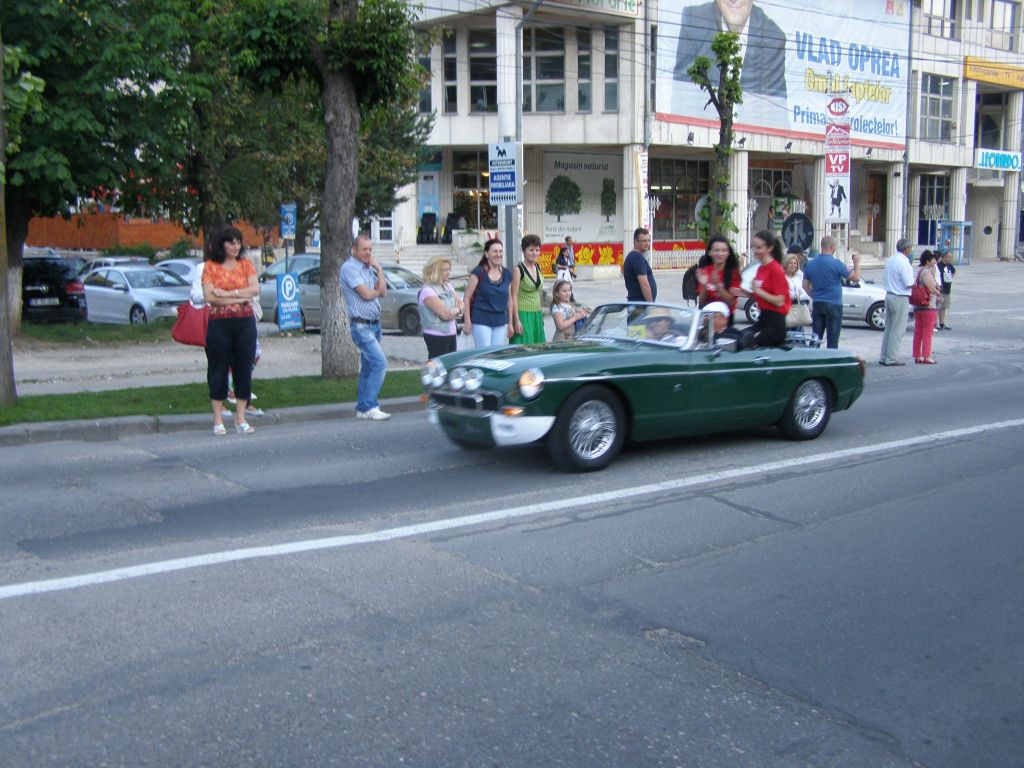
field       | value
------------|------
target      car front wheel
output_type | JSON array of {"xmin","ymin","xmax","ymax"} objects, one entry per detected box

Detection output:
[
  {"xmin": 780, "ymin": 378, "xmax": 831, "ymax": 440},
  {"xmin": 547, "ymin": 385, "xmax": 626, "ymax": 472},
  {"xmin": 129, "ymin": 305, "xmax": 147, "ymax": 325},
  {"xmin": 744, "ymin": 298, "xmax": 760, "ymax": 324},
  {"xmin": 399, "ymin": 306, "xmax": 421, "ymax": 336},
  {"xmin": 867, "ymin": 301, "xmax": 886, "ymax": 331}
]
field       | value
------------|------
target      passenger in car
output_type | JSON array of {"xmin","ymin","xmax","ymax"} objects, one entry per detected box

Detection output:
[{"xmin": 702, "ymin": 301, "xmax": 744, "ymax": 346}]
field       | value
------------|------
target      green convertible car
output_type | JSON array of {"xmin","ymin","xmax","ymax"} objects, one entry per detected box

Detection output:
[{"xmin": 421, "ymin": 303, "xmax": 866, "ymax": 472}]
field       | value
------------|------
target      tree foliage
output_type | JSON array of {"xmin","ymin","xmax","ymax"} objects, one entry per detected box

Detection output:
[
  {"xmin": 600, "ymin": 178, "xmax": 616, "ymax": 222},
  {"xmin": 688, "ymin": 32, "xmax": 743, "ymax": 242},
  {"xmin": 545, "ymin": 175, "xmax": 582, "ymax": 222}
]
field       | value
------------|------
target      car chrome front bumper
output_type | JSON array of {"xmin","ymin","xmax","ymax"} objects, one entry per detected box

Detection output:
[{"xmin": 428, "ymin": 404, "xmax": 555, "ymax": 447}]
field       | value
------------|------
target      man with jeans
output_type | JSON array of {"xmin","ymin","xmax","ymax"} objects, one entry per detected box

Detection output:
[
  {"xmin": 341, "ymin": 233, "xmax": 391, "ymax": 420},
  {"xmin": 878, "ymin": 237, "xmax": 915, "ymax": 366},
  {"xmin": 802, "ymin": 235, "xmax": 860, "ymax": 348}
]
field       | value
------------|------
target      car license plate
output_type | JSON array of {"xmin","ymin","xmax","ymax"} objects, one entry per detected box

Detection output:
[{"xmin": 29, "ymin": 298, "xmax": 60, "ymax": 306}]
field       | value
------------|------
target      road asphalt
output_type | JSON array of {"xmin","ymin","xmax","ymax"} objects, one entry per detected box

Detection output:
[{"xmin": 5, "ymin": 262, "xmax": 1021, "ymax": 447}]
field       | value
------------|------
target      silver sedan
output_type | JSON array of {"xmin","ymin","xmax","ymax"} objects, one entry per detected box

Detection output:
[{"xmin": 83, "ymin": 267, "xmax": 191, "ymax": 325}]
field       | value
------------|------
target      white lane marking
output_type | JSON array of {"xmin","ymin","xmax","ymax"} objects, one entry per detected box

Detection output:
[{"xmin": 2, "ymin": 417, "xmax": 1023, "ymax": 601}]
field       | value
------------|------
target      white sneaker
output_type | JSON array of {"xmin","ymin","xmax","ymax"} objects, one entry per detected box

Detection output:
[{"xmin": 356, "ymin": 407, "xmax": 391, "ymax": 421}]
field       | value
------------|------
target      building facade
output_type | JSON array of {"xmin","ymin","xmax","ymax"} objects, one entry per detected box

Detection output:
[{"xmin": 394, "ymin": 0, "xmax": 1023, "ymax": 267}]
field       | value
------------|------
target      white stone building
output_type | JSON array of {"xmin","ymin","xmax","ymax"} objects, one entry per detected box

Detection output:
[{"xmin": 381, "ymin": 0, "xmax": 1024, "ymax": 271}]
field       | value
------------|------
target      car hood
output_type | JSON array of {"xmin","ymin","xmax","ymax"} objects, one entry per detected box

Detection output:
[{"xmin": 441, "ymin": 338, "xmax": 676, "ymax": 378}]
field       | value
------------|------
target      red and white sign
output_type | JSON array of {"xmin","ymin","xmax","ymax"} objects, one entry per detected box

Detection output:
[
  {"xmin": 824, "ymin": 123, "xmax": 851, "ymax": 146},
  {"xmin": 827, "ymin": 97, "xmax": 850, "ymax": 117},
  {"xmin": 825, "ymin": 152, "xmax": 849, "ymax": 174}
]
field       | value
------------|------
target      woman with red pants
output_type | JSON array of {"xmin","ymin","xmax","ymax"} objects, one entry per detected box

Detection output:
[
  {"xmin": 732, "ymin": 230, "xmax": 790, "ymax": 347},
  {"xmin": 913, "ymin": 250, "xmax": 942, "ymax": 364}
]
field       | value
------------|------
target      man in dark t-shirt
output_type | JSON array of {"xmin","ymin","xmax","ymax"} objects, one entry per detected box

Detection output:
[
  {"xmin": 623, "ymin": 227, "xmax": 656, "ymax": 302},
  {"xmin": 937, "ymin": 250, "xmax": 956, "ymax": 330}
]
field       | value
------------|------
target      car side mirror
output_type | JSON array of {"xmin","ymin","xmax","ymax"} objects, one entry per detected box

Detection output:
[{"xmin": 114, "ymin": 284, "xmax": 128, "ymax": 292}]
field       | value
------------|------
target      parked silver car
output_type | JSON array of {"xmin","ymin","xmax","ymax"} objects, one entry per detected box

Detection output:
[
  {"xmin": 740, "ymin": 263, "xmax": 890, "ymax": 330},
  {"xmin": 259, "ymin": 263, "xmax": 428, "ymax": 334},
  {"xmin": 83, "ymin": 266, "xmax": 191, "ymax": 324},
  {"xmin": 156, "ymin": 258, "xmax": 203, "ymax": 284}
]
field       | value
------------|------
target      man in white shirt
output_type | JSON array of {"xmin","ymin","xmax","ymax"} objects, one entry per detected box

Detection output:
[{"xmin": 879, "ymin": 238, "xmax": 915, "ymax": 366}]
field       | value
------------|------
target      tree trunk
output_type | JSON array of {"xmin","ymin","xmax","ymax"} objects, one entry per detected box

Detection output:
[
  {"xmin": 4, "ymin": 196, "xmax": 30, "ymax": 335},
  {"xmin": 0, "ymin": 35, "xmax": 17, "ymax": 406},
  {"xmin": 319, "ymin": 64, "xmax": 360, "ymax": 378}
]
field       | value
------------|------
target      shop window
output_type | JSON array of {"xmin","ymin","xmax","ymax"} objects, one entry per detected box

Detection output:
[
  {"xmin": 469, "ymin": 30, "xmax": 498, "ymax": 113},
  {"xmin": 523, "ymin": 28, "xmax": 565, "ymax": 113},
  {"xmin": 452, "ymin": 150, "xmax": 498, "ymax": 230},
  {"xmin": 649, "ymin": 158, "xmax": 710, "ymax": 240},
  {"xmin": 918, "ymin": 175, "xmax": 949, "ymax": 244},
  {"xmin": 920, "ymin": 73, "xmax": 955, "ymax": 142}
]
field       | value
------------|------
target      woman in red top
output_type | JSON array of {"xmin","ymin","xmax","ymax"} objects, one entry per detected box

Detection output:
[
  {"xmin": 202, "ymin": 226, "xmax": 259, "ymax": 435},
  {"xmin": 732, "ymin": 230, "xmax": 790, "ymax": 347},
  {"xmin": 695, "ymin": 235, "xmax": 741, "ymax": 322}
]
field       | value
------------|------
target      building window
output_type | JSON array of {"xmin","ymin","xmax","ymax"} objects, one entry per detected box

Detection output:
[
  {"xmin": 452, "ymin": 150, "xmax": 498, "ymax": 230},
  {"xmin": 918, "ymin": 174, "xmax": 949, "ymax": 244},
  {"xmin": 650, "ymin": 25, "xmax": 658, "ymax": 111},
  {"xmin": 523, "ymin": 28, "xmax": 565, "ymax": 113},
  {"xmin": 603, "ymin": 26, "xmax": 619, "ymax": 112},
  {"xmin": 443, "ymin": 34, "xmax": 457, "ymax": 114},
  {"xmin": 578, "ymin": 30, "xmax": 592, "ymax": 112},
  {"xmin": 469, "ymin": 30, "xmax": 498, "ymax": 113},
  {"xmin": 649, "ymin": 158, "xmax": 710, "ymax": 240},
  {"xmin": 418, "ymin": 54, "xmax": 432, "ymax": 114},
  {"xmin": 922, "ymin": 0, "xmax": 957, "ymax": 38},
  {"xmin": 988, "ymin": 0, "xmax": 1018, "ymax": 51},
  {"xmin": 920, "ymin": 73, "xmax": 955, "ymax": 142}
]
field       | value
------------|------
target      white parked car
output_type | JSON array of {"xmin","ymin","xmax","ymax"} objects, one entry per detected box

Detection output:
[{"xmin": 83, "ymin": 266, "xmax": 191, "ymax": 324}]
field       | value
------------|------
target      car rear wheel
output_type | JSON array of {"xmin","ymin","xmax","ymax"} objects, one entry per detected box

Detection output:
[
  {"xmin": 744, "ymin": 298, "xmax": 760, "ymax": 324},
  {"xmin": 399, "ymin": 306, "xmax": 421, "ymax": 336},
  {"xmin": 867, "ymin": 301, "xmax": 886, "ymax": 331},
  {"xmin": 129, "ymin": 305, "xmax": 147, "ymax": 325},
  {"xmin": 780, "ymin": 378, "xmax": 831, "ymax": 440},
  {"xmin": 547, "ymin": 385, "xmax": 626, "ymax": 472}
]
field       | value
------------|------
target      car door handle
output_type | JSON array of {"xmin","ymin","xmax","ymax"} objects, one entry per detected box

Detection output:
[{"xmin": 754, "ymin": 356, "xmax": 771, "ymax": 364}]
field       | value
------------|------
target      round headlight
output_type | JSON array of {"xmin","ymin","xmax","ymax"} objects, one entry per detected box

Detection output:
[
  {"xmin": 449, "ymin": 367, "xmax": 467, "ymax": 390},
  {"xmin": 518, "ymin": 368, "xmax": 545, "ymax": 400},
  {"xmin": 420, "ymin": 359, "xmax": 447, "ymax": 389},
  {"xmin": 464, "ymin": 368, "xmax": 484, "ymax": 392}
]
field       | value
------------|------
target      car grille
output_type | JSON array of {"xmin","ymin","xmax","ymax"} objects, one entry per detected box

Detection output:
[{"xmin": 431, "ymin": 390, "xmax": 502, "ymax": 413}]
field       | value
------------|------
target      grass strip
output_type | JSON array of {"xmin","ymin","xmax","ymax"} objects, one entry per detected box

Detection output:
[{"xmin": 0, "ymin": 370, "xmax": 423, "ymax": 427}]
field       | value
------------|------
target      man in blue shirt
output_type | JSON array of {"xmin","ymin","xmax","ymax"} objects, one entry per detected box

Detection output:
[
  {"xmin": 623, "ymin": 228, "xmax": 656, "ymax": 302},
  {"xmin": 341, "ymin": 234, "xmax": 391, "ymax": 421},
  {"xmin": 802, "ymin": 234, "xmax": 860, "ymax": 348}
]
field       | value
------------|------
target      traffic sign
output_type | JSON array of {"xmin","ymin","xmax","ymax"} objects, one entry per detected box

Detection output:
[
  {"xmin": 488, "ymin": 142, "xmax": 521, "ymax": 206},
  {"xmin": 782, "ymin": 213, "xmax": 814, "ymax": 253},
  {"xmin": 280, "ymin": 203, "xmax": 297, "ymax": 239},
  {"xmin": 276, "ymin": 273, "xmax": 303, "ymax": 330}
]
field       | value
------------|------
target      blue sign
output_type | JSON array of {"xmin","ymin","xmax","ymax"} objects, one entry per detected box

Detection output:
[
  {"xmin": 276, "ymin": 273, "xmax": 303, "ymax": 330},
  {"xmin": 280, "ymin": 203, "xmax": 297, "ymax": 239},
  {"xmin": 488, "ymin": 142, "xmax": 519, "ymax": 205},
  {"xmin": 782, "ymin": 213, "xmax": 814, "ymax": 253}
]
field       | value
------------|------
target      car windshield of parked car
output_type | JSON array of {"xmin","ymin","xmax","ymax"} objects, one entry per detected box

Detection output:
[
  {"xmin": 263, "ymin": 256, "xmax": 319, "ymax": 278},
  {"xmin": 124, "ymin": 269, "xmax": 189, "ymax": 289},
  {"xmin": 384, "ymin": 266, "xmax": 423, "ymax": 289},
  {"xmin": 577, "ymin": 303, "xmax": 694, "ymax": 347}
]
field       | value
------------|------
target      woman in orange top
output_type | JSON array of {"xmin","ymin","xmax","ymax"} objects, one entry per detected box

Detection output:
[
  {"xmin": 202, "ymin": 226, "xmax": 259, "ymax": 435},
  {"xmin": 696, "ymin": 235, "xmax": 741, "ymax": 322}
]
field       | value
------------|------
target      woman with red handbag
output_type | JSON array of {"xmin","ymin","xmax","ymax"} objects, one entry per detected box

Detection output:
[{"xmin": 912, "ymin": 250, "xmax": 942, "ymax": 364}]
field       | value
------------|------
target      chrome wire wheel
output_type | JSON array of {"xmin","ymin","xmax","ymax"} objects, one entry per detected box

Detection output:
[
  {"xmin": 568, "ymin": 399, "xmax": 617, "ymax": 460},
  {"xmin": 791, "ymin": 379, "xmax": 828, "ymax": 434}
]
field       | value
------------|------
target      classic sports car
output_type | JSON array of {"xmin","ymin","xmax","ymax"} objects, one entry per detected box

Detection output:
[{"xmin": 422, "ymin": 303, "xmax": 866, "ymax": 472}]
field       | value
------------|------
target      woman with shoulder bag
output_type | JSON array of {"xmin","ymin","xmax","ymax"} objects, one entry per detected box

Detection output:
[
  {"xmin": 783, "ymin": 249, "xmax": 812, "ymax": 330},
  {"xmin": 419, "ymin": 255, "xmax": 463, "ymax": 359},
  {"xmin": 912, "ymin": 250, "xmax": 942, "ymax": 364}
]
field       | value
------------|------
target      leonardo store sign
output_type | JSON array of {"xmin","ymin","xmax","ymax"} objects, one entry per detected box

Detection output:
[{"xmin": 975, "ymin": 149, "xmax": 1022, "ymax": 173}]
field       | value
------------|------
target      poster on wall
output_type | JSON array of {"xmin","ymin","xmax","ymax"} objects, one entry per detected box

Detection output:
[
  {"xmin": 542, "ymin": 152, "xmax": 623, "ymax": 243},
  {"xmin": 655, "ymin": 0, "xmax": 909, "ymax": 146}
]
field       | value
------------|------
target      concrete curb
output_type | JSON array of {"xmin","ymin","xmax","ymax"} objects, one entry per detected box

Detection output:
[{"xmin": 0, "ymin": 395, "xmax": 425, "ymax": 447}]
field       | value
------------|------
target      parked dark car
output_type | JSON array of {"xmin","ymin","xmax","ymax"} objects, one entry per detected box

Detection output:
[{"xmin": 22, "ymin": 256, "xmax": 88, "ymax": 323}]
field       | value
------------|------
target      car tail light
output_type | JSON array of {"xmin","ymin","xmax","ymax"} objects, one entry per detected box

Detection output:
[{"xmin": 65, "ymin": 280, "xmax": 85, "ymax": 295}]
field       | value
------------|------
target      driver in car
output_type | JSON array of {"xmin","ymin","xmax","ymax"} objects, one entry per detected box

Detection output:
[
  {"xmin": 702, "ymin": 301, "xmax": 744, "ymax": 346},
  {"xmin": 641, "ymin": 307, "xmax": 681, "ymax": 342}
]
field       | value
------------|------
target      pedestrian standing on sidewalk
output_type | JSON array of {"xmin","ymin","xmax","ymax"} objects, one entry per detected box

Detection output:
[
  {"xmin": 879, "ymin": 237, "xmax": 915, "ymax": 366},
  {"xmin": 623, "ymin": 227, "xmax": 656, "ymax": 302},
  {"xmin": 341, "ymin": 233, "xmax": 391, "ymax": 421},
  {"xmin": 912, "ymin": 250, "xmax": 942, "ymax": 364},
  {"xmin": 418, "ymin": 255, "xmax": 462, "ymax": 359},
  {"xmin": 463, "ymin": 238, "xmax": 513, "ymax": 348},
  {"xmin": 510, "ymin": 233, "xmax": 546, "ymax": 344},
  {"xmin": 802, "ymin": 235, "xmax": 860, "ymax": 348},
  {"xmin": 937, "ymin": 250, "xmax": 956, "ymax": 330}
]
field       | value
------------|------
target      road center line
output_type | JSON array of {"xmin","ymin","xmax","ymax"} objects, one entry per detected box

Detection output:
[{"xmin": 3, "ymin": 417, "xmax": 1023, "ymax": 601}]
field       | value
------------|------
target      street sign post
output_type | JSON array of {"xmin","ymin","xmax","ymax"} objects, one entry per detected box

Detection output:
[
  {"xmin": 275, "ymin": 273, "xmax": 303, "ymax": 331},
  {"xmin": 824, "ymin": 98, "xmax": 851, "ymax": 225},
  {"xmin": 280, "ymin": 203, "xmax": 297, "ymax": 239}
]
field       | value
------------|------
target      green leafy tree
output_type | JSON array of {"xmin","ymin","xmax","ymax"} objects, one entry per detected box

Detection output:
[
  {"xmin": 233, "ymin": 0, "xmax": 429, "ymax": 378},
  {"xmin": 545, "ymin": 175, "xmax": 582, "ymax": 222},
  {"xmin": 600, "ymin": 178, "xmax": 616, "ymax": 222},
  {"xmin": 688, "ymin": 32, "xmax": 743, "ymax": 241}
]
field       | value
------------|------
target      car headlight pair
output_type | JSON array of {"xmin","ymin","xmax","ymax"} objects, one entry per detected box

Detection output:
[
  {"xmin": 448, "ymin": 367, "xmax": 483, "ymax": 392},
  {"xmin": 421, "ymin": 359, "xmax": 447, "ymax": 389}
]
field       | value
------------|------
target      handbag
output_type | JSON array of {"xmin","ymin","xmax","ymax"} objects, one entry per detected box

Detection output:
[
  {"xmin": 171, "ymin": 302, "xmax": 209, "ymax": 347},
  {"xmin": 785, "ymin": 301, "xmax": 812, "ymax": 328},
  {"xmin": 910, "ymin": 283, "xmax": 930, "ymax": 307}
]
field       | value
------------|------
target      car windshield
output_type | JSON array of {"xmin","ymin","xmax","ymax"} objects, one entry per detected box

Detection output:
[
  {"xmin": 265, "ymin": 256, "xmax": 318, "ymax": 276},
  {"xmin": 577, "ymin": 303, "xmax": 695, "ymax": 347},
  {"xmin": 384, "ymin": 266, "xmax": 423, "ymax": 289},
  {"xmin": 124, "ymin": 269, "xmax": 189, "ymax": 288}
]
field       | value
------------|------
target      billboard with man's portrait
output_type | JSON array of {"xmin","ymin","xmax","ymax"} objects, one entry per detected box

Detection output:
[{"xmin": 656, "ymin": 0, "xmax": 910, "ymax": 146}]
